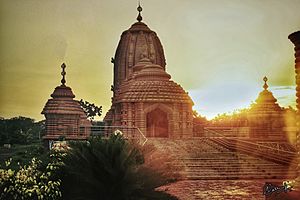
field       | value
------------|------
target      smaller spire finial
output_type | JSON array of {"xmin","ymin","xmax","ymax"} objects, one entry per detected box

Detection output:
[
  {"xmin": 61, "ymin": 63, "xmax": 66, "ymax": 85},
  {"xmin": 263, "ymin": 76, "xmax": 268, "ymax": 90},
  {"xmin": 137, "ymin": 1, "xmax": 143, "ymax": 22}
]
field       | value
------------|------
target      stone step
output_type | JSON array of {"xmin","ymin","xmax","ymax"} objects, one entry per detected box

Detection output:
[
  {"xmin": 147, "ymin": 138, "xmax": 295, "ymax": 181},
  {"xmin": 174, "ymin": 165, "xmax": 288, "ymax": 171},
  {"xmin": 175, "ymin": 163, "xmax": 283, "ymax": 167},
  {"xmin": 182, "ymin": 170, "xmax": 296, "ymax": 175},
  {"xmin": 183, "ymin": 174, "xmax": 296, "ymax": 180}
]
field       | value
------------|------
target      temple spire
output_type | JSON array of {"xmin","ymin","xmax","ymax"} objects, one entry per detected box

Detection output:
[
  {"xmin": 137, "ymin": 1, "xmax": 143, "ymax": 22},
  {"xmin": 263, "ymin": 76, "xmax": 268, "ymax": 90},
  {"xmin": 61, "ymin": 63, "xmax": 66, "ymax": 86}
]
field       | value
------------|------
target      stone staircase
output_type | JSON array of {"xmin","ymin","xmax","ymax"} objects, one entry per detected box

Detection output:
[{"xmin": 147, "ymin": 138, "xmax": 297, "ymax": 180}]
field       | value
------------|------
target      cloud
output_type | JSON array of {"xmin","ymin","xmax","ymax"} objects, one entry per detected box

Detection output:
[
  {"xmin": 271, "ymin": 86, "xmax": 295, "ymax": 90},
  {"xmin": 269, "ymin": 86, "xmax": 296, "ymax": 108}
]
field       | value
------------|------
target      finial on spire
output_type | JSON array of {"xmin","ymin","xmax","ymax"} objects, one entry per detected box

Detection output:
[
  {"xmin": 137, "ymin": 1, "xmax": 143, "ymax": 22},
  {"xmin": 61, "ymin": 63, "xmax": 66, "ymax": 85},
  {"xmin": 263, "ymin": 76, "xmax": 268, "ymax": 90}
]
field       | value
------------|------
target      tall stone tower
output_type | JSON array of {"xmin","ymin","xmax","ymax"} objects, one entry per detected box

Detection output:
[
  {"xmin": 288, "ymin": 31, "xmax": 300, "ymax": 183},
  {"xmin": 104, "ymin": 5, "xmax": 194, "ymax": 138}
]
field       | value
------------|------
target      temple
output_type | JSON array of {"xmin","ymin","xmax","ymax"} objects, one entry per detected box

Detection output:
[
  {"xmin": 104, "ymin": 5, "xmax": 194, "ymax": 138},
  {"xmin": 42, "ymin": 63, "xmax": 91, "ymax": 144},
  {"xmin": 205, "ymin": 76, "xmax": 297, "ymax": 142},
  {"xmin": 248, "ymin": 76, "xmax": 285, "ymax": 139}
]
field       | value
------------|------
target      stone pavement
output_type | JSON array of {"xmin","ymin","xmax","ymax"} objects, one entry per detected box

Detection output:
[{"xmin": 158, "ymin": 180, "xmax": 268, "ymax": 200}]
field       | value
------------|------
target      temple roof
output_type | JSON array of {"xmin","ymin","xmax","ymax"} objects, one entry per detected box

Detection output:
[
  {"xmin": 114, "ymin": 59, "xmax": 193, "ymax": 105},
  {"xmin": 288, "ymin": 31, "xmax": 300, "ymax": 45},
  {"xmin": 250, "ymin": 77, "xmax": 282, "ymax": 113},
  {"xmin": 41, "ymin": 63, "xmax": 86, "ymax": 116},
  {"xmin": 51, "ymin": 85, "xmax": 75, "ymax": 98},
  {"xmin": 42, "ymin": 98, "xmax": 85, "ymax": 115},
  {"xmin": 113, "ymin": 4, "xmax": 166, "ymax": 88},
  {"xmin": 132, "ymin": 58, "xmax": 171, "ymax": 81},
  {"xmin": 115, "ymin": 80, "xmax": 193, "ymax": 104}
]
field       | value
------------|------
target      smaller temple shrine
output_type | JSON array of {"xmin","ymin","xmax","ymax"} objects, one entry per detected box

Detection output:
[
  {"xmin": 42, "ymin": 63, "xmax": 91, "ymax": 145},
  {"xmin": 248, "ymin": 77, "xmax": 285, "ymax": 139}
]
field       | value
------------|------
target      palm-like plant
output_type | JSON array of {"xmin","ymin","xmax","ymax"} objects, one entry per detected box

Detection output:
[{"xmin": 61, "ymin": 134, "xmax": 177, "ymax": 200}]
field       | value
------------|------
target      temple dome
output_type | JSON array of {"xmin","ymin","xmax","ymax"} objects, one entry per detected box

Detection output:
[
  {"xmin": 51, "ymin": 85, "xmax": 75, "ymax": 98},
  {"xmin": 113, "ymin": 19, "xmax": 166, "ymax": 88},
  {"xmin": 255, "ymin": 90, "xmax": 278, "ymax": 105},
  {"xmin": 134, "ymin": 64, "xmax": 171, "ymax": 81},
  {"xmin": 42, "ymin": 86, "xmax": 84, "ymax": 115},
  {"xmin": 42, "ymin": 64, "xmax": 86, "ymax": 116},
  {"xmin": 128, "ymin": 22, "xmax": 152, "ymax": 32},
  {"xmin": 132, "ymin": 57, "xmax": 171, "ymax": 81},
  {"xmin": 116, "ymin": 22, "xmax": 166, "ymax": 68},
  {"xmin": 250, "ymin": 77, "xmax": 282, "ymax": 112}
]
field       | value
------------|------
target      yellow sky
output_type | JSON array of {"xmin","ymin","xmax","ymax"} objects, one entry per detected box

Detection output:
[{"xmin": 0, "ymin": 0, "xmax": 300, "ymax": 120}]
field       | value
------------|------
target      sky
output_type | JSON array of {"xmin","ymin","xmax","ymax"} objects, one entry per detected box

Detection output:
[{"xmin": 0, "ymin": 0, "xmax": 300, "ymax": 121}]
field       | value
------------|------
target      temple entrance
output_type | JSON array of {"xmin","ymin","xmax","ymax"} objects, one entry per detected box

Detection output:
[{"xmin": 146, "ymin": 108, "xmax": 168, "ymax": 137}]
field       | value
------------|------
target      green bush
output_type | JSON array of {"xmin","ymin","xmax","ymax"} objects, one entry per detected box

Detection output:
[
  {"xmin": 0, "ymin": 135, "xmax": 178, "ymax": 200},
  {"xmin": 0, "ymin": 154, "xmax": 63, "ymax": 200},
  {"xmin": 61, "ymin": 134, "xmax": 177, "ymax": 200}
]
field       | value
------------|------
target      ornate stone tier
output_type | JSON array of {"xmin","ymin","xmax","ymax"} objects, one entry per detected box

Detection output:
[
  {"xmin": 114, "ymin": 60, "xmax": 192, "ymax": 104},
  {"xmin": 115, "ymin": 80, "xmax": 192, "ymax": 103},
  {"xmin": 250, "ymin": 77, "xmax": 283, "ymax": 113},
  {"xmin": 42, "ymin": 85, "xmax": 83, "ymax": 115},
  {"xmin": 250, "ymin": 90, "xmax": 282, "ymax": 113}
]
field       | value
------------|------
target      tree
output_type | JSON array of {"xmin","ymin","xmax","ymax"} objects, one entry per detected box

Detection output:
[
  {"xmin": 0, "ymin": 117, "xmax": 43, "ymax": 145},
  {"xmin": 79, "ymin": 99, "xmax": 102, "ymax": 120}
]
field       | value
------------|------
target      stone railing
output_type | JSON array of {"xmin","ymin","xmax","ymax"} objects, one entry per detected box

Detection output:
[
  {"xmin": 204, "ymin": 128, "xmax": 296, "ymax": 166},
  {"xmin": 82, "ymin": 125, "xmax": 148, "ymax": 145}
]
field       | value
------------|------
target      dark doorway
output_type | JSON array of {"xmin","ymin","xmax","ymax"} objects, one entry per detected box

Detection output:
[{"xmin": 146, "ymin": 108, "xmax": 168, "ymax": 137}]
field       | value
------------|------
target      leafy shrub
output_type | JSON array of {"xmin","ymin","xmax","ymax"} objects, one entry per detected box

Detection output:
[
  {"xmin": 0, "ymin": 135, "xmax": 178, "ymax": 200},
  {"xmin": 0, "ymin": 153, "xmax": 63, "ymax": 200},
  {"xmin": 61, "ymin": 134, "xmax": 177, "ymax": 200}
]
